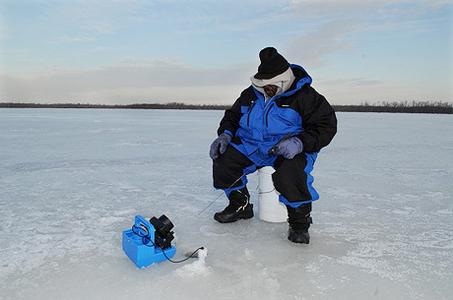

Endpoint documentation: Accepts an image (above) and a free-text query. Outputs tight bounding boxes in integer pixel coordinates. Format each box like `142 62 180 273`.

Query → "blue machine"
122 215 176 268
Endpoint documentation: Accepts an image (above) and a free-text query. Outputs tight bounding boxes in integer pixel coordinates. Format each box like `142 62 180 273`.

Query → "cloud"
283 0 451 67
2 60 450 105
56 36 97 43
52 0 147 30
288 0 385 15
288 0 451 16
0 60 255 104
285 20 359 67
0 8 7 42
320 77 385 87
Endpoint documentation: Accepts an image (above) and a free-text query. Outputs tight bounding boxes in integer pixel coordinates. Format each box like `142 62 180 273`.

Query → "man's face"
263 85 278 97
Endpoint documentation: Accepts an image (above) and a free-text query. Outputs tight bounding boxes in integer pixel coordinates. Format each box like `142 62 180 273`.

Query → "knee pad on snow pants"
213 145 254 190
272 153 318 204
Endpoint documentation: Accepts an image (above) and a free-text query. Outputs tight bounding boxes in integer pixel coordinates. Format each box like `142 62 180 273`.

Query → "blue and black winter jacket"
217 64 337 166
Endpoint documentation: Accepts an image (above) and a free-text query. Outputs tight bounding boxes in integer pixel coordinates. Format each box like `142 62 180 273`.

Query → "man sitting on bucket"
210 47 337 244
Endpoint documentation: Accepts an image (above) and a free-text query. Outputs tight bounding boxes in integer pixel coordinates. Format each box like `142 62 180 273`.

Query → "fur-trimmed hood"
250 67 295 100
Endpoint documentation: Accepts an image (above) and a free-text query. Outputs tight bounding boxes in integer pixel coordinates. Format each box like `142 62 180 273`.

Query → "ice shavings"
175 248 211 278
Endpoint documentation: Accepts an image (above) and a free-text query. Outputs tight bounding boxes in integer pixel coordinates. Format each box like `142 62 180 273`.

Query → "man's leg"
213 145 257 223
286 203 312 243
272 152 318 243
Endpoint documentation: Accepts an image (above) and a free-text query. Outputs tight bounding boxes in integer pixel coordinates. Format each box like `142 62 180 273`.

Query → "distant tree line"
0 100 451 114
334 101 453 114
0 102 230 110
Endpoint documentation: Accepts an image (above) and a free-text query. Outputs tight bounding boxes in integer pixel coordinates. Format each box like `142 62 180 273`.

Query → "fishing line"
197 173 247 215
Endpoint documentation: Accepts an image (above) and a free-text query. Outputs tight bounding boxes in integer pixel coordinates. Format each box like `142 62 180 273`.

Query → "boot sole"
287 230 310 244
287 236 310 244
214 210 254 223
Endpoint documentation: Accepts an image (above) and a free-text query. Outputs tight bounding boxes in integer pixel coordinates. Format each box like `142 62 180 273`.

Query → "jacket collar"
251 64 312 99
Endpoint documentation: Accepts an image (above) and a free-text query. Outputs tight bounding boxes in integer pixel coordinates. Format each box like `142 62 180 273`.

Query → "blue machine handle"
133 215 155 244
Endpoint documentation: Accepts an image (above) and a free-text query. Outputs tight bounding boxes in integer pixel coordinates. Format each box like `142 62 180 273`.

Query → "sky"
0 0 452 105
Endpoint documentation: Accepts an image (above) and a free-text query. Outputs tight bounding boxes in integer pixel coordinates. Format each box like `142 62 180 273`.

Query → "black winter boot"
286 204 312 244
214 188 253 223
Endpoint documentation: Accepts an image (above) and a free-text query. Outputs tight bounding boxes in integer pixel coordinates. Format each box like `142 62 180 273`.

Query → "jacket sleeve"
217 88 249 136
298 87 337 153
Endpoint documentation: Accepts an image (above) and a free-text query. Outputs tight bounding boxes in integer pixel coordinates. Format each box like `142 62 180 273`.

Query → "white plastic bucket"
258 167 287 223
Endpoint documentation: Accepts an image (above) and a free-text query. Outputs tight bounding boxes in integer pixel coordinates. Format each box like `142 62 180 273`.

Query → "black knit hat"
254 47 290 80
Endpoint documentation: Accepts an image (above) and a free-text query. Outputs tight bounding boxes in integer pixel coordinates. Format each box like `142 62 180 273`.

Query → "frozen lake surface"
0 109 452 300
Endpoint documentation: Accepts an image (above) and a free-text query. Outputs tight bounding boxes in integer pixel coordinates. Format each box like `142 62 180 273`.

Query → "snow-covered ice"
0 109 452 299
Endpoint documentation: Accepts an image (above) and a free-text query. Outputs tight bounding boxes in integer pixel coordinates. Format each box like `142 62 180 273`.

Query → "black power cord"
132 225 204 264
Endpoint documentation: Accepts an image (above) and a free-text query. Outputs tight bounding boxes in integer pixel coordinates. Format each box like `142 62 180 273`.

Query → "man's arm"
298 87 337 153
217 88 251 136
